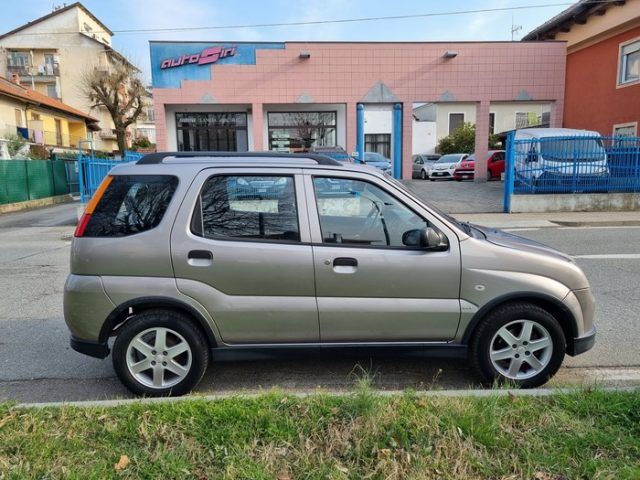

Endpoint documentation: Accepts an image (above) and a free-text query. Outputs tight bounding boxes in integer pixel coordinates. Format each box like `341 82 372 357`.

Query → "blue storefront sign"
150 41 285 88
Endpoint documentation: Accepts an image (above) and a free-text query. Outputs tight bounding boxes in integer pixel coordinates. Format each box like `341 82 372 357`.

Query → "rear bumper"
567 327 596 356
70 336 110 359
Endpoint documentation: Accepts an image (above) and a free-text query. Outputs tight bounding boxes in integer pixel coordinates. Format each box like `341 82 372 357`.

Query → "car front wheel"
112 309 209 396
421 169 428 180
470 302 566 388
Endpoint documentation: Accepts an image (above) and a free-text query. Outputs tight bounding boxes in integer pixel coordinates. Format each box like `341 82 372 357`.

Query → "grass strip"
1 386 639 479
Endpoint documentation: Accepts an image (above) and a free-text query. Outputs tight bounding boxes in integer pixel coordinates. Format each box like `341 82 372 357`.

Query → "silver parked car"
65 152 595 396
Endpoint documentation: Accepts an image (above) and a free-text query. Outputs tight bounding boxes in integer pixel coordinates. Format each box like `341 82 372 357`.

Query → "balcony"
7 63 60 83
100 129 117 140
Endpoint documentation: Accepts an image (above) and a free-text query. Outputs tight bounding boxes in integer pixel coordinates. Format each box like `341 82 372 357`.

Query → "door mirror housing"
402 227 449 251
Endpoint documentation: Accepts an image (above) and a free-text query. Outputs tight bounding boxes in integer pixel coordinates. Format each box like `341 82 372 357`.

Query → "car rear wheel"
112 309 209 396
470 302 566 388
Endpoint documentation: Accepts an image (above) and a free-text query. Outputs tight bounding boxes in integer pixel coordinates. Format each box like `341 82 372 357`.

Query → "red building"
525 0 640 137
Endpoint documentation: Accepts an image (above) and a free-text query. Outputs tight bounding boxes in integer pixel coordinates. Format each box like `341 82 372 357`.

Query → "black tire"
421 170 428 180
487 170 493 180
429 178 435 182
469 302 566 388
112 309 210 397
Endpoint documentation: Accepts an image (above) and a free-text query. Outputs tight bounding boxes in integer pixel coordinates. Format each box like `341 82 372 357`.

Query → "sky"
0 0 572 82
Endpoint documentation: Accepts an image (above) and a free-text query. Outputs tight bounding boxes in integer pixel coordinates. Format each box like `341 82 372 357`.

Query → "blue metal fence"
77 150 145 203
504 133 640 212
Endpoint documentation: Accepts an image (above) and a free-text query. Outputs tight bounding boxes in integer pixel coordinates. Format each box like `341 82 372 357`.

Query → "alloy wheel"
126 327 192 389
489 319 553 380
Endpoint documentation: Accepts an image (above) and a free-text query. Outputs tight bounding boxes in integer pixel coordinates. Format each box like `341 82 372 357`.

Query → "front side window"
313 177 428 248
193 175 300 242
84 175 178 237
619 39 640 85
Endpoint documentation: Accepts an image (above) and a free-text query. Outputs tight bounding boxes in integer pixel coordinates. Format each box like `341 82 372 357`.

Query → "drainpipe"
356 104 365 163
393 103 403 179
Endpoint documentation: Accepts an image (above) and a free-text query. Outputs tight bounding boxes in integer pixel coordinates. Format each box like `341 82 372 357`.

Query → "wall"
0 97 25 135
564 26 640 135
412 121 437 155
152 41 567 179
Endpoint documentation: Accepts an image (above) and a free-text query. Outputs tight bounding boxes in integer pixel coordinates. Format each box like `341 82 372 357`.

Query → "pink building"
151 41 566 180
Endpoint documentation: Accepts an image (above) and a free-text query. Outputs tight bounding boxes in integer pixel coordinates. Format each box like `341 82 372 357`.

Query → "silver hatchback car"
64 152 595 396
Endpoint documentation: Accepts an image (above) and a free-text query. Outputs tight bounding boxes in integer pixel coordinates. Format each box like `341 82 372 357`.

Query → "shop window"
364 133 391 158
619 39 640 86
176 112 248 152
448 113 464 134
267 111 336 152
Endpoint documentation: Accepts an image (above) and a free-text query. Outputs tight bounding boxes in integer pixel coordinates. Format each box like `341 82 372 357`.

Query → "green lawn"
1 388 639 479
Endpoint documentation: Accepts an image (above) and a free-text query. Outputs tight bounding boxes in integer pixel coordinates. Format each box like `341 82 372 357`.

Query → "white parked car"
514 128 609 187
428 153 468 181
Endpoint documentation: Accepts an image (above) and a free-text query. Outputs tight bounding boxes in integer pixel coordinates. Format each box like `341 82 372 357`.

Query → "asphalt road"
0 203 638 402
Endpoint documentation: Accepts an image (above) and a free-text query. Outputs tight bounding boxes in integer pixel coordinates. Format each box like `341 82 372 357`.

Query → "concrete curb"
14 386 639 409
0 194 74 215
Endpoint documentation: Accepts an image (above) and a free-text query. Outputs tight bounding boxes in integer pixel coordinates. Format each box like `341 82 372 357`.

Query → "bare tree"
82 58 146 153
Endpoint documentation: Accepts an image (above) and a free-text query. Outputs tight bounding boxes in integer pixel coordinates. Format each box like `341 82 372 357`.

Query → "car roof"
515 128 601 138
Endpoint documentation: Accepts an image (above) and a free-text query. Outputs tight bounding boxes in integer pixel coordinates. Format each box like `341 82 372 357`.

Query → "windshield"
436 154 462 164
364 152 387 163
539 137 606 162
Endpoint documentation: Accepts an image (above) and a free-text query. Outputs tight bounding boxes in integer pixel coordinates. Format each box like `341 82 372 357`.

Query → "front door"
171 169 319 344
305 171 461 342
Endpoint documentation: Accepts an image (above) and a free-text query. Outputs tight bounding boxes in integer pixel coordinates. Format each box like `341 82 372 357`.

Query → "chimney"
10 73 21 85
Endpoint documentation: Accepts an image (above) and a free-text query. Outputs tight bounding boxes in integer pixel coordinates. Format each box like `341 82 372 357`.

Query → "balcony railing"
1 124 86 149
99 129 117 140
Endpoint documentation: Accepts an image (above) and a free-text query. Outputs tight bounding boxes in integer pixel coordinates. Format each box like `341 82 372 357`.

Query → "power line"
4 0 622 37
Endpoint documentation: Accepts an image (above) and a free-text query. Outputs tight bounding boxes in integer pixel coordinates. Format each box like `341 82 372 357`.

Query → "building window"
448 113 464 134
619 39 640 86
364 133 391 158
613 122 637 137
8 52 30 67
46 84 57 98
145 106 155 122
489 113 496 135
175 112 248 152
267 111 336 152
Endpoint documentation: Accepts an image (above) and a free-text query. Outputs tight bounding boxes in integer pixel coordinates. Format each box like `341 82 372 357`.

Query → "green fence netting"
0 159 72 205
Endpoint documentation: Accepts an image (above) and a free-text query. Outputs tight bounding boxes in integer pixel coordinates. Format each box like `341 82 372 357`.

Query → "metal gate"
77 150 144 203
504 132 640 212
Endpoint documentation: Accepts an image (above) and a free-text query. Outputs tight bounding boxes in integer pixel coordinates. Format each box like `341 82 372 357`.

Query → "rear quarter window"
84 175 178 237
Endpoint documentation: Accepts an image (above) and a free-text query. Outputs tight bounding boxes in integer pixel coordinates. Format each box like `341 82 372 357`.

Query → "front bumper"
567 327 596 356
70 336 110 359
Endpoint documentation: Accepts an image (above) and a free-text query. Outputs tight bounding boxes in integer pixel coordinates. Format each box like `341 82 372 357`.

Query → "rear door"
304 170 462 342
171 168 319 344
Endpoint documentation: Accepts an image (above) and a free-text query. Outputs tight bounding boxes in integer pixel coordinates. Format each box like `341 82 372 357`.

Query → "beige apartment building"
0 2 137 152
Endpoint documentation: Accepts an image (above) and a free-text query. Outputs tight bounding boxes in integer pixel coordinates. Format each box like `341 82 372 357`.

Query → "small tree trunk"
115 127 127 154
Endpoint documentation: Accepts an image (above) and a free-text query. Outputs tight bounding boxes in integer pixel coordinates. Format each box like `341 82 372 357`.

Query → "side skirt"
210 342 468 362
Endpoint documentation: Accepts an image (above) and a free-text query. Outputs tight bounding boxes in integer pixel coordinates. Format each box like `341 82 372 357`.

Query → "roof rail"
136 151 343 166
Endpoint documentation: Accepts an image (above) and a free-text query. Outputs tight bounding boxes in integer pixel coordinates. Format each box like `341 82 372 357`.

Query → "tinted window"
84 175 178 237
313 177 428 248
193 175 300 242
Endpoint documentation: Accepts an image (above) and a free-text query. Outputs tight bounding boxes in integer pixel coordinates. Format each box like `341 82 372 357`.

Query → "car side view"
64 152 595 396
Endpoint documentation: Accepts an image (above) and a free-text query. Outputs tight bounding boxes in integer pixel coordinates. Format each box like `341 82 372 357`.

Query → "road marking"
573 254 640 259
503 228 541 232
558 225 640 230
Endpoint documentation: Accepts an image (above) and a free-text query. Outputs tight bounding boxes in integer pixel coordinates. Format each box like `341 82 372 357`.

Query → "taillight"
74 175 114 237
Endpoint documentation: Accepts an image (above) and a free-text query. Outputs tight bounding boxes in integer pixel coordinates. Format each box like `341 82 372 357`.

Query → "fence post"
77 152 86 203
503 131 515 213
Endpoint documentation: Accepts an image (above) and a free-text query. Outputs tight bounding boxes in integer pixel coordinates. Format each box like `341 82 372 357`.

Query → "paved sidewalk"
453 211 640 229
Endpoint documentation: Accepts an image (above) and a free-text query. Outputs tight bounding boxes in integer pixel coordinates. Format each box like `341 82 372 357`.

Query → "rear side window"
84 175 178 237
191 175 300 242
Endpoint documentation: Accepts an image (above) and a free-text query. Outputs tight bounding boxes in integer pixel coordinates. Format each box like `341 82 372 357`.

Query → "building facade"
0 2 136 152
151 41 566 180
524 0 640 137
0 75 98 150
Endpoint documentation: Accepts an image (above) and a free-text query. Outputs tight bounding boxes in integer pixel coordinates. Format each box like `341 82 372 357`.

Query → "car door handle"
187 250 213 267
333 257 357 267
332 257 358 274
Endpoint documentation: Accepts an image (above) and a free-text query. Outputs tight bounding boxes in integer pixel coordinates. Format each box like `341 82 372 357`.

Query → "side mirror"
402 227 449 251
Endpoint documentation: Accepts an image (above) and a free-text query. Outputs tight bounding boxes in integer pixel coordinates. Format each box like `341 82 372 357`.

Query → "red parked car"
453 150 505 181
